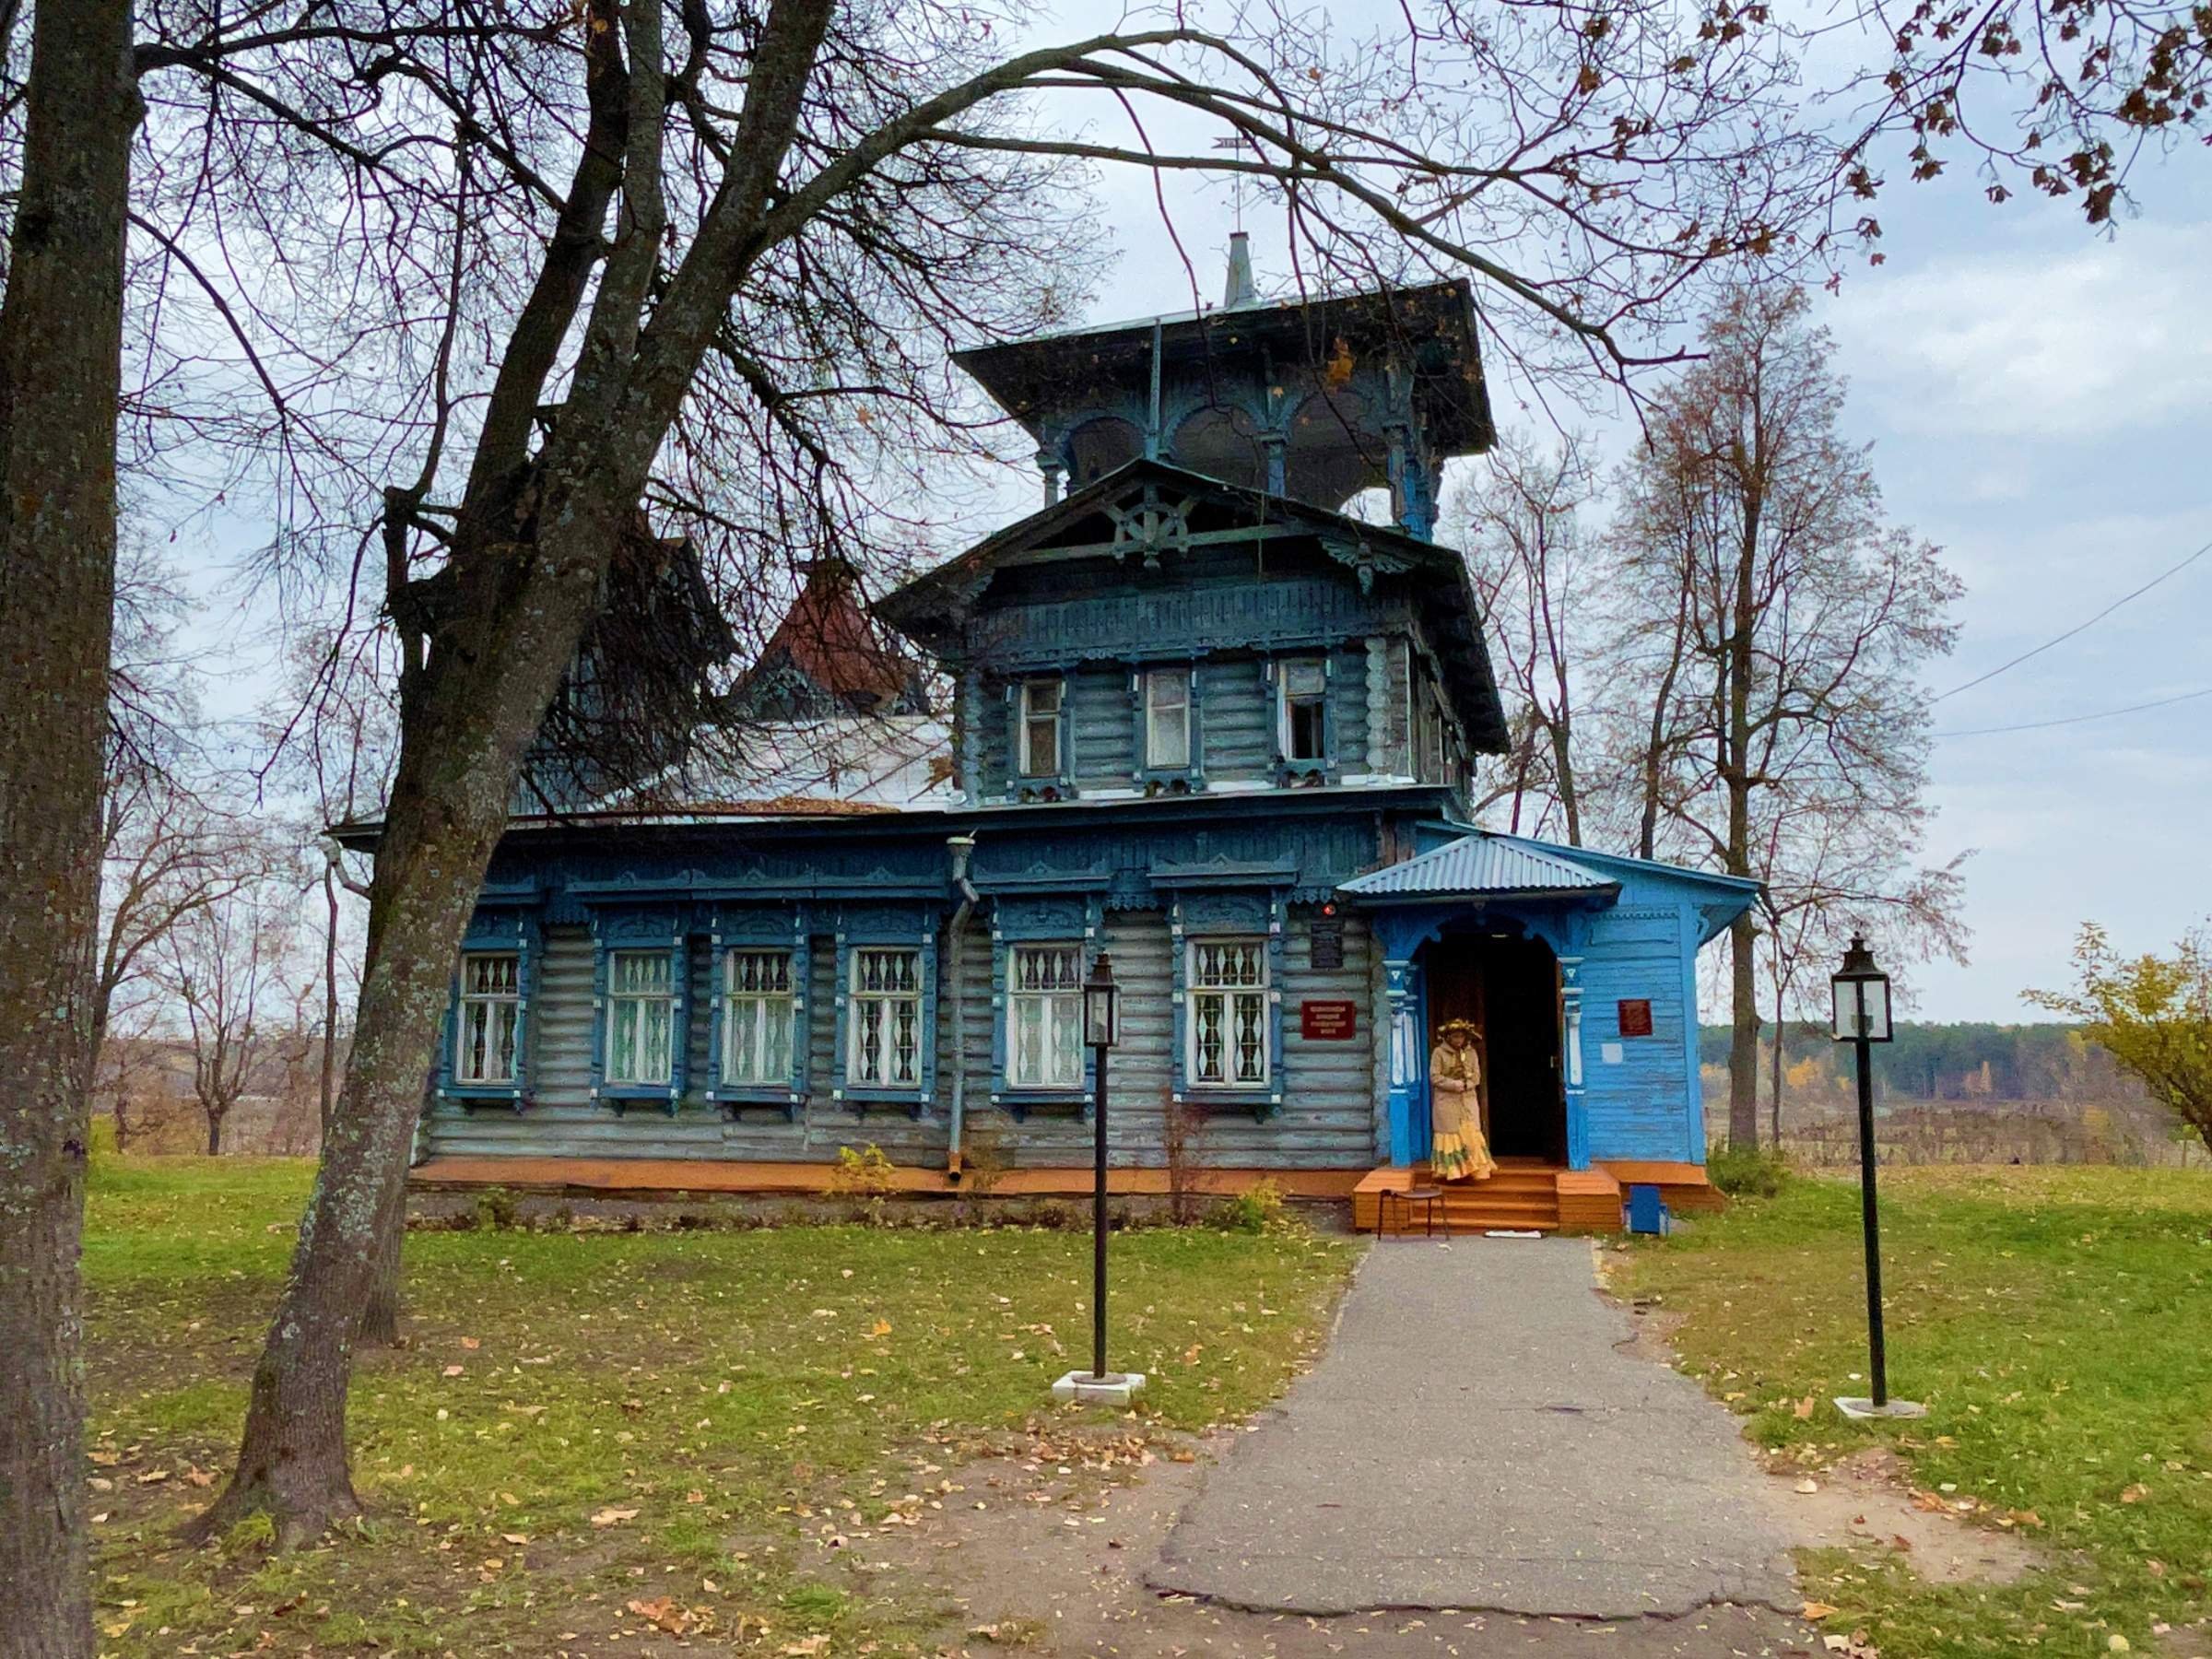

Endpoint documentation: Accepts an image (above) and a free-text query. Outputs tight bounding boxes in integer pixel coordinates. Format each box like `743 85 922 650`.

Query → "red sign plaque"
1300 1000 1359 1041
1617 998 1653 1037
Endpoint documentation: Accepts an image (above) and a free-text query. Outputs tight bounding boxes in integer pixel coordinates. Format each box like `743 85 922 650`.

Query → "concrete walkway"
1150 1237 1798 1619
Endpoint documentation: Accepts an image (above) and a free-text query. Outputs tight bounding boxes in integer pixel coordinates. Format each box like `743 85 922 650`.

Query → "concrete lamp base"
1053 1370 1147 1406
1833 1396 1928 1420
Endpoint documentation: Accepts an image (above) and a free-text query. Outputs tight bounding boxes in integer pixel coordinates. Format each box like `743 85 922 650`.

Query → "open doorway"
1425 927 1566 1164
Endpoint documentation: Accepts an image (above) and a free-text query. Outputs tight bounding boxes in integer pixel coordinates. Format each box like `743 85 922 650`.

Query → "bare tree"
0 0 139 1648
1456 431 1603 845
1608 286 1963 1150
160 859 300 1156
1755 801 1970 1141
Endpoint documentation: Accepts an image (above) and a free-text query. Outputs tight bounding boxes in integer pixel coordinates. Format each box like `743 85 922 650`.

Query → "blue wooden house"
387 240 1756 1229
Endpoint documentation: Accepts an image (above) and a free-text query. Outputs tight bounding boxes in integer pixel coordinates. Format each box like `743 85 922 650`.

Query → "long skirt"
1430 1086 1496 1182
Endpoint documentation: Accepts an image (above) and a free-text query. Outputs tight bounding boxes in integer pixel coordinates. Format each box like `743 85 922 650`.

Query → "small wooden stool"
1377 1184 1444 1239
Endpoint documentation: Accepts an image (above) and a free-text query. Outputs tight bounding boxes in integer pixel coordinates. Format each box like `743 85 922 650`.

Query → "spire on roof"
1222 230 1256 309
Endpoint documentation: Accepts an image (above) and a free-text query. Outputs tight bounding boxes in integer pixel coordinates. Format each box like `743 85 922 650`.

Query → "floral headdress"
1436 1018 1481 1040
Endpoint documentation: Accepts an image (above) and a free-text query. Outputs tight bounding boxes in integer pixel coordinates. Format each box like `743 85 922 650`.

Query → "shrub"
1707 1143 1791 1198
473 1186 521 1230
824 1143 900 1200
1208 1177 1297 1235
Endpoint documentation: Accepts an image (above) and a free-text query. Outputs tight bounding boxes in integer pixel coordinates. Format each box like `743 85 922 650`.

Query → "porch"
1350 1157 1722 1234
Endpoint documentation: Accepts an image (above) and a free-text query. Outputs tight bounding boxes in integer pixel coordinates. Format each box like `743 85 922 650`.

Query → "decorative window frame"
704 902 811 1120
1167 888 1287 1120
988 895 1104 1119
1008 675 1070 794
1129 662 1204 793
585 904 691 1117
438 895 542 1114
830 904 938 1117
1270 654 1335 784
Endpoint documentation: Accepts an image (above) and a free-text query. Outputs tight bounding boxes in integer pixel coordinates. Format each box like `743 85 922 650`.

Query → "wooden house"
375 240 1756 1229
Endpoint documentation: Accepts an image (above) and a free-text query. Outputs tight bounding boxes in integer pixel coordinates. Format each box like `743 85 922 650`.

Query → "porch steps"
1353 1159 1586 1234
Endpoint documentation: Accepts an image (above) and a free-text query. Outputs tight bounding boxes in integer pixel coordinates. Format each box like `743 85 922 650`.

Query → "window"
724 949 794 1087
457 952 520 1085
1189 939 1268 1088
1008 945 1084 1089
848 947 923 1088
1144 667 1190 771
1018 678 1062 777
606 949 675 1086
1279 658 1327 763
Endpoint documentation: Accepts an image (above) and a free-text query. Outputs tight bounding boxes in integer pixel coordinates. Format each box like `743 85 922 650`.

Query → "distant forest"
1696 1022 2143 1104
1694 1021 2190 1165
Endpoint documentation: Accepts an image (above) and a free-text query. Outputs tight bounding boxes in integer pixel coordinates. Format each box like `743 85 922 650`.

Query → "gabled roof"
731 559 927 718
875 457 1508 753
1338 834 1620 901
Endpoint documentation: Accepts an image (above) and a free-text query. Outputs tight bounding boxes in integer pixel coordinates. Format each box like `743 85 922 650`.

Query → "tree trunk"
193 510 629 1548
206 1109 225 1158
322 861 340 1141
1723 462 1762 1150
0 0 138 1650
1769 978 1785 1148
1727 913 1760 1149
196 0 837 1546
353 1170 408 1347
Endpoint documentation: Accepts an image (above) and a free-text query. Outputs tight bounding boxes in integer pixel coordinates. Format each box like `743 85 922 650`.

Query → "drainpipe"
945 834 980 1181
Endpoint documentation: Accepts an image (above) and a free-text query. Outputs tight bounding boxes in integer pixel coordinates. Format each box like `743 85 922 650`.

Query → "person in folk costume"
1429 1018 1496 1182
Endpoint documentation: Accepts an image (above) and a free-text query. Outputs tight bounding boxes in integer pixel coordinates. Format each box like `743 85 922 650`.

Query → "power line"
1935 535 2212 703
1935 685 2212 738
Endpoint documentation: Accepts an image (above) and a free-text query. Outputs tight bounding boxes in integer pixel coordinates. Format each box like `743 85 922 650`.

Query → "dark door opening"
1426 930 1566 1164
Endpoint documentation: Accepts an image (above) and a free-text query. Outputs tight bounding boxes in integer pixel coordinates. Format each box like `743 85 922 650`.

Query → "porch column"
1381 956 1421 1165
1560 954 1588 1169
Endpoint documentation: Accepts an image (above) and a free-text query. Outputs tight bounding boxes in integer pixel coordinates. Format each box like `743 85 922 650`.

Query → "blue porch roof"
1337 834 1618 901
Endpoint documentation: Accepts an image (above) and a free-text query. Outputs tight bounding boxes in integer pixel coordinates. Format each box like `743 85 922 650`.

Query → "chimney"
1222 230 1256 309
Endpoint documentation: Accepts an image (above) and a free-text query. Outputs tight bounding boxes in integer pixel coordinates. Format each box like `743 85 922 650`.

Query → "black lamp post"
1830 935 1923 1419
1082 951 1121 1382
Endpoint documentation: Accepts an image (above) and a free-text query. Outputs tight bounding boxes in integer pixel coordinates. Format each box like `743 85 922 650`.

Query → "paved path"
1150 1237 1798 1619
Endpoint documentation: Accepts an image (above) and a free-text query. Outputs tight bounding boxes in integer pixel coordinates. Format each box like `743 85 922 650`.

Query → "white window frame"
847 947 924 1088
606 948 676 1087
1006 943 1086 1090
1278 658 1327 763
1018 677 1063 778
1187 937 1270 1089
723 948 795 1088
456 951 520 1085
1143 666 1191 771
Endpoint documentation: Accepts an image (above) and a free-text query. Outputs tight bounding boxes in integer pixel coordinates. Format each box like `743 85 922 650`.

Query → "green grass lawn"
1623 1164 2212 1658
81 1152 1355 1654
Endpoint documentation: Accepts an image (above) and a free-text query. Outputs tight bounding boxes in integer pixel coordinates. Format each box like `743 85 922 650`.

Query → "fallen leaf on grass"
626 1596 694 1636
135 1469 170 1485
1802 1601 1838 1620
2120 1483 2149 1504
459 1336 480 1350
782 1637 830 1655
868 1319 892 1336
441 1364 465 1378
1793 1397 1817 1419
501 1533 529 1546
591 1506 640 1527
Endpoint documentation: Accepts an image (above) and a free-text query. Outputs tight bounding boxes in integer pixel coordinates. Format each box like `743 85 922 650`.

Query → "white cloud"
1831 223 2212 441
